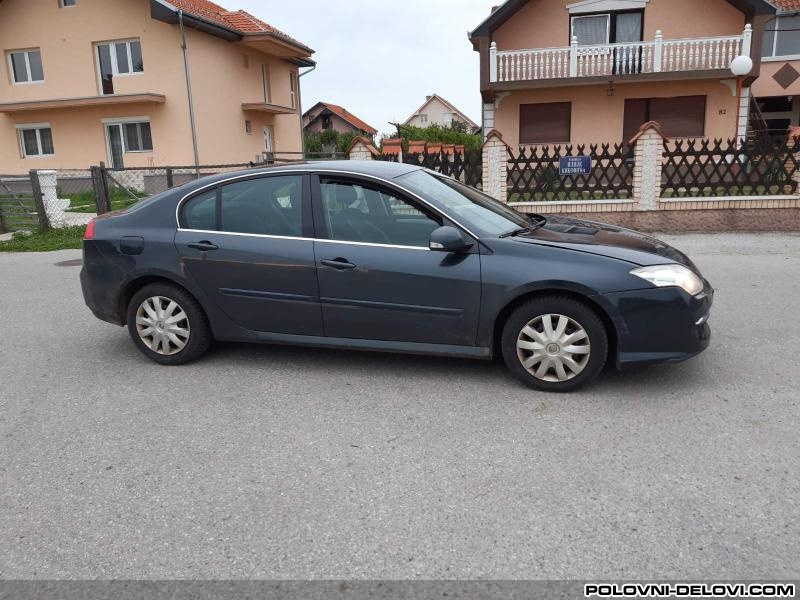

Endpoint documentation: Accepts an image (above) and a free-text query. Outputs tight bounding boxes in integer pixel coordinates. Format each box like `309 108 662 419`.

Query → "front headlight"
630 264 704 296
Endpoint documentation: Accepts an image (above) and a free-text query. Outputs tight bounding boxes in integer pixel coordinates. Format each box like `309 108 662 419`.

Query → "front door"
106 124 124 169
175 173 323 336
311 175 482 346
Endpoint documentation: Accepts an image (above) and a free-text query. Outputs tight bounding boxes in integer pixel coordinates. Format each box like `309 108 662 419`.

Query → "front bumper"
601 282 713 368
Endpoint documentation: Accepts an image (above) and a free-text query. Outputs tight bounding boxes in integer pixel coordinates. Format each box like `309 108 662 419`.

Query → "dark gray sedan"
81 161 712 392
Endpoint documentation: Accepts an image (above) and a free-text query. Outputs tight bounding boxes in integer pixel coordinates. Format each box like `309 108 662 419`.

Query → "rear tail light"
84 219 95 240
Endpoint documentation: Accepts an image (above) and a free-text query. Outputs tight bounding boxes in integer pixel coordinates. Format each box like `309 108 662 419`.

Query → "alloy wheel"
135 296 191 356
516 314 591 383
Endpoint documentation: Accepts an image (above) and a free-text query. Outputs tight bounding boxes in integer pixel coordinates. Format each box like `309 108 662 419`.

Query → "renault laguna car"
81 161 712 392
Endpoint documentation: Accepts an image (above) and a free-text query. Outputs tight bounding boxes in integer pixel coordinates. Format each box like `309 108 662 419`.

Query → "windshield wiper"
499 214 548 238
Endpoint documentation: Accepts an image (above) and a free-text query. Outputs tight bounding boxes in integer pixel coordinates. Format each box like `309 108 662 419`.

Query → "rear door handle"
321 258 356 270
188 240 218 251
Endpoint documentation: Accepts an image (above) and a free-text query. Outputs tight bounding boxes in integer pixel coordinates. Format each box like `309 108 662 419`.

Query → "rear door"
175 173 323 336
311 174 482 346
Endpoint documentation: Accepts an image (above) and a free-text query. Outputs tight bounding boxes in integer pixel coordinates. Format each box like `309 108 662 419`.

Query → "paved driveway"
0 234 798 580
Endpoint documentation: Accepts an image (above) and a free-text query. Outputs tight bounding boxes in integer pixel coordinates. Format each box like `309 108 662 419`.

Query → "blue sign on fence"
559 156 592 176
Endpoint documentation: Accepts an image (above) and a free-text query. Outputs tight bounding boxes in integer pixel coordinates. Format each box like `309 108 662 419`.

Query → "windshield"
395 170 528 237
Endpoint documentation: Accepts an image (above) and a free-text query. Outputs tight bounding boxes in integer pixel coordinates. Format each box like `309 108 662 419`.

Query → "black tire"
501 296 608 393
126 282 212 365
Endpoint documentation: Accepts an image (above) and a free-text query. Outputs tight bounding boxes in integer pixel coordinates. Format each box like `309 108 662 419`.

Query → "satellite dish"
730 55 754 77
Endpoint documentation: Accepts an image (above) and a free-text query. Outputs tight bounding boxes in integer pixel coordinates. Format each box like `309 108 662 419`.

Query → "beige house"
469 0 776 148
402 94 479 131
0 0 314 172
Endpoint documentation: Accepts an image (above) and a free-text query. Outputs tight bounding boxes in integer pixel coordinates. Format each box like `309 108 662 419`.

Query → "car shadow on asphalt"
198 339 713 397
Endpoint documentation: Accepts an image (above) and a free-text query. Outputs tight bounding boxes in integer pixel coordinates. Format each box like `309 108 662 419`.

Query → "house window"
419 114 429 124
60 0 77 6
245 120 253 135
261 64 271 103
96 39 143 95
570 11 642 46
289 72 298 109
321 115 332 129
519 102 571 144
763 14 800 59
623 96 706 140
17 124 54 158
8 49 44 84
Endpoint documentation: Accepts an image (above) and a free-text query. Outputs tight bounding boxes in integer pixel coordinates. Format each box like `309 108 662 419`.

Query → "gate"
0 175 38 232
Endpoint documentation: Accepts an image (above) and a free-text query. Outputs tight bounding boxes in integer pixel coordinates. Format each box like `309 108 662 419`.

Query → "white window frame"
289 71 297 109
59 0 77 7
419 113 429 124
102 117 153 159
95 39 143 93
570 13 611 46
16 123 54 158
245 120 253 135
763 15 800 61
261 63 271 103
7 49 44 85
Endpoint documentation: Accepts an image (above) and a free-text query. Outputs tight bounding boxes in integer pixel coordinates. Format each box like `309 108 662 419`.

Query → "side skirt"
217 330 494 360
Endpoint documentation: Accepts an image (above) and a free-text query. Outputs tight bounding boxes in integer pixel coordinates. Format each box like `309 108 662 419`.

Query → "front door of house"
106 124 124 169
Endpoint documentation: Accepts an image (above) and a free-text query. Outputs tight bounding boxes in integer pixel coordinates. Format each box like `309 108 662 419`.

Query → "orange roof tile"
769 0 800 10
317 103 377 135
169 0 311 51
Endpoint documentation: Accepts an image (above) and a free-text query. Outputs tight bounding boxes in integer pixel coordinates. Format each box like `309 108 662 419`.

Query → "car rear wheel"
126 283 211 365
501 296 608 392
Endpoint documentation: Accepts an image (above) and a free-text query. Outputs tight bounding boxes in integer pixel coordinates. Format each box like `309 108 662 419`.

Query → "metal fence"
376 150 483 189
661 137 800 197
507 143 634 202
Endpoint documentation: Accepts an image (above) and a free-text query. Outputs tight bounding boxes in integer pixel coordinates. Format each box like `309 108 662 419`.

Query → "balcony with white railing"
489 25 752 84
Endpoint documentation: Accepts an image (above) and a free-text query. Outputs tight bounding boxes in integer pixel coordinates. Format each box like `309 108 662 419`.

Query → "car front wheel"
501 296 608 392
126 283 212 365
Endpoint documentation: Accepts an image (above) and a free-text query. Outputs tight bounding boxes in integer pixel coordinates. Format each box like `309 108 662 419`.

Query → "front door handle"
188 240 218 251
321 258 356 270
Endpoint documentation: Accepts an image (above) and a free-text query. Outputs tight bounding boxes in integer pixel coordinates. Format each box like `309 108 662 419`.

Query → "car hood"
513 215 700 271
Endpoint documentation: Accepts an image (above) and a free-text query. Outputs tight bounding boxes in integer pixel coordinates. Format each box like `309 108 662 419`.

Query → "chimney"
426 95 432 102
491 5 499 12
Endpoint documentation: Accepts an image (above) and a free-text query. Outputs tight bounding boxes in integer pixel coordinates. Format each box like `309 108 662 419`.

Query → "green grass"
508 190 632 202
0 226 86 252
661 185 788 198
64 188 146 213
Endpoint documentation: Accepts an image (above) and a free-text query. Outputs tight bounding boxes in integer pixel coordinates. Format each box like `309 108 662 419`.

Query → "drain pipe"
298 64 316 158
178 10 201 176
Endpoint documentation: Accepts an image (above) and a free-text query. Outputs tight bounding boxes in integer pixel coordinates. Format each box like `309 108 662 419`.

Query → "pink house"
0 0 315 172
469 0 776 148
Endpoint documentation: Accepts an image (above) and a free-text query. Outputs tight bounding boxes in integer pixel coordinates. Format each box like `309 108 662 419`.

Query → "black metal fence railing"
661 137 800 197
375 150 483 190
507 143 634 202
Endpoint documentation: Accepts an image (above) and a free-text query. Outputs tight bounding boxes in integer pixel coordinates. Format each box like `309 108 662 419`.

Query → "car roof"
176 160 421 194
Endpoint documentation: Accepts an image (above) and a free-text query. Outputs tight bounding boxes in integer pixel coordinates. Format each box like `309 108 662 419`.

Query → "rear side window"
181 189 216 230
180 175 305 236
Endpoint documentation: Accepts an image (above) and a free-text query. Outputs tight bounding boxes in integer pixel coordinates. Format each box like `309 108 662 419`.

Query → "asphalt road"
0 233 798 580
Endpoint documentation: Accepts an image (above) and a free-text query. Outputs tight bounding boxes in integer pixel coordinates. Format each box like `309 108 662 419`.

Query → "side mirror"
429 226 473 253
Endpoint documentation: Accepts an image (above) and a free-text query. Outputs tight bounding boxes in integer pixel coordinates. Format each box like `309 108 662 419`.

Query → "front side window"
18 125 54 158
60 0 77 6
570 12 642 45
763 15 800 58
9 49 44 83
396 170 528 237
96 39 143 94
320 179 441 247
419 114 428 124
181 176 305 237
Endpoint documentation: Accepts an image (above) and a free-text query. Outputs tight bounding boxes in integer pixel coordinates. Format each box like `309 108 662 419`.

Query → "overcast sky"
227 0 495 137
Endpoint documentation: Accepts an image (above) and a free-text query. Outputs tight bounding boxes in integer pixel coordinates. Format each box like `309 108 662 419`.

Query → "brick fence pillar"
630 121 666 211
346 136 379 161
482 129 509 202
